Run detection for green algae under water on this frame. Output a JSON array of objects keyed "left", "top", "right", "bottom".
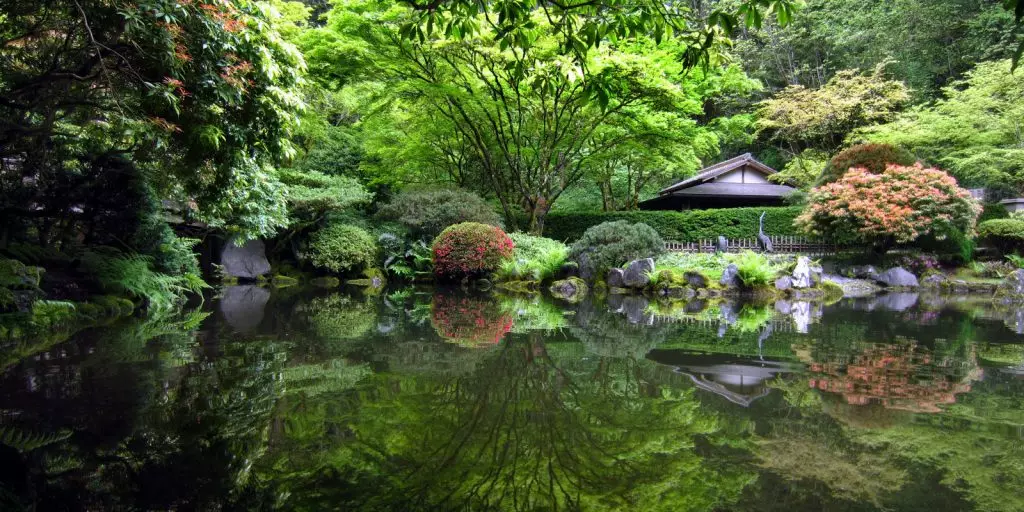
[{"left": 1, "top": 286, "right": 1023, "bottom": 511}]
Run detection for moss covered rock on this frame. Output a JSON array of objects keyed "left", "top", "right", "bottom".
[{"left": 549, "top": 277, "right": 589, "bottom": 303}]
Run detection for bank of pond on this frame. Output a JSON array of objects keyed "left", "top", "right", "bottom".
[{"left": 1, "top": 284, "right": 1023, "bottom": 511}]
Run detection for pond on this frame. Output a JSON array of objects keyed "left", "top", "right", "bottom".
[{"left": 2, "top": 287, "right": 1023, "bottom": 511}]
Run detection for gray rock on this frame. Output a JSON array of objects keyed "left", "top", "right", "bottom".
[
  {"left": 685, "top": 299, "right": 707, "bottom": 313},
  {"left": 684, "top": 271, "right": 708, "bottom": 289},
  {"left": 606, "top": 268, "right": 626, "bottom": 288},
  {"left": 219, "top": 285, "right": 270, "bottom": 332},
  {"left": 720, "top": 263, "right": 740, "bottom": 288},
  {"left": 774, "top": 300, "right": 792, "bottom": 315},
  {"left": 577, "top": 252, "right": 596, "bottom": 281},
  {"left": 792, "top": 256, "right": 813, "bottom": 288},
  {"left": 550, "top": 277, "right": 588, "bottom": 302},
  {"left": 220, "top": 239, "right": 271, "bottom": 279},
  {"left": 622, "top": 258, "right": 655, "bottom": 288},
  {"left": 876, "top": 267, "right": 919, "bottom": 288},
  {"left": 997, "top": 269, "right": 1024, "bottom": 299},
  {"left": 716, "top": 236, "right": 729, "bottom": 253},
  {"left": 775, "top": 276, "right": 793, "bottom": 291},
  {"left": 621, "top": 296, "right": 652, "bottom": 324},
  {"left": 556, "top": 262, "right": 579, "bottom": 280},
  {"left": 848, "top": 265, "right": 879, "bottom": 280},
  {"left": 809, "top": 264, "right": 824, "bottom": 285},
  {"left": 921, "top": 273, "right": 949, "bottom": 288}
]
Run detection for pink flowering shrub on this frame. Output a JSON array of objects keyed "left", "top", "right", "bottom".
[
  {"left": 797, "top": 164, "right": 981, "bottom": 251},
  {"left": 431, "top": 222, "right": 515, "bottom": 278}
]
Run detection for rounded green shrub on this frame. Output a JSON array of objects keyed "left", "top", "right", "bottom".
[
  {"left": 569, "top": 221, "right": 664, "bottom": 280},
  {"left": 817, "top": 143, "right": 918, "bottom": 185},
  {"left": 377, "top": 188, "right": 503, "bottom": 239},
  {"left": 977, "top": 219, "right": 1024, "bottom": 254},
  {"left": 431, "top": 222, "right": 515, "bottom": 278},
  {"left": 307, "top": 222, "right": 379, "bottom": 274}
]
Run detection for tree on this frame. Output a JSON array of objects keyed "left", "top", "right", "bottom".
[
  {"left": 755, "top": 63, "right": 910, "bottom": 154},
  {"left": 857, "top": 60, "right": 1024, "bottom": 199},
  {"left": 796, "top": 164, "right": 981, "bottom": 252},
  {"left": 0, "top": 0, "right": 306, "bottom": 239}
]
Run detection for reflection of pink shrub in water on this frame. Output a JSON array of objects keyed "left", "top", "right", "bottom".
[
  {"left": 431, "top": 294, "right": 513, "bottom": 347},
  {"left": 804, "top": 340, "right": 982, "bottom": 413}
]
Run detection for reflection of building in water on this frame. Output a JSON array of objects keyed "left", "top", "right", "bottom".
[
  {"left": 647, "top": 350, "right": 802, "bottom": 406},
  {"left": 799, "top": 339, "right": 983, "bottom": 413}
]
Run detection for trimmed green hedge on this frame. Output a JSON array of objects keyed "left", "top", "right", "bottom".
[
  {"left": 541, "top": 207, "right": 804, "bottom": 242},
  {"left": 977, "top": 218, "right": 1024, "bottom": 254}
]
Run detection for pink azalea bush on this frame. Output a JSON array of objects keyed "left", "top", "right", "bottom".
[
  {"left": 431, "top": 222, "right": 515, "bottom": 278},
  {"left": 796, "top": 164, "right": 980, "bottom": 251}
]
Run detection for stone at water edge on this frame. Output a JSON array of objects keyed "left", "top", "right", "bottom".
[
  {"left": 921, "top": 273, "right": 949, "bottom": 287},
  {"left": 875, "top": 267, "right": 919, "bottom": 288},
  {"left": 775, "top": 276, "right": 793, "bottom": 291},
  {"left": 996, "top": 269, "right": 1024, "bottom": 299},
  {"left": 550, "top": 277, "right": 588, "bottom": 302},
  {"left": 606, "top": 268, "right": 626, "bottom": 288},
  {"left": 720, "top": 263, "right": 740, "bottom": 288},
  {"left": 576, "top": 252, "right": 595, "bottom": 281},
  {"left": 622, "top": 258, "right": 655, "bottom": 288},
  {"left": 791, "top": 256, "right": 813, "bottom": 288},
  {"left": 683, "top": 271, "right": 708, "bottom": 289},
  {"left": 220, "top": 239, "right": 271, "bottom": 279}
]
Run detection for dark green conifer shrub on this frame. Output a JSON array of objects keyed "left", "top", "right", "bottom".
[
  {"left": 377, "top": 188, "right": 502, "bottom": 239},
  {"left": 569, "top": 221, "right": 664, "bottom": 279},
  {"left": 307, "top": 222, "right": 379, "bottom": 274}
]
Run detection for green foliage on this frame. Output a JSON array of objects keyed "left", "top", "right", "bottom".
[
  {"left": 655, "top": 252, "right": 728, "bottom": 281},
  {"left": 1006, "top": 253, "right": 1024, "bottom": 269},
  {"left": 979, "top": 202, "right": 1010, "bottom": 223},
  {"left": 729, "top": 251, "right": 778, "bottom": 287},
  {"left": 79, "top": 249, "right": 207, "bottom": 313},
  {"left": 277, "top": 169, "right": 372, "bottom": 220},
  {"left": 756, "top": 64, "right": 911, "bottom": 152},
  {"left": 377, "top": 189, "right": 502, "bottom": 240},
  {"left": 817, "top": 143, "right": 920, "bottom": 185},
  {"left": 543, "top": 207, "right": 803, "bottom": 242},
  {"left": 569, "top": 221, "right": 664, "bottom": 278},
  {"left": 306, "top": 222, "right": 378, "bottom": 274},
  {"left": 0, "top": 259, "right": 43, "bottom": 291},
  {"left": 496, "top": 234, "right": 569, "bottom": 283},
  {"left": 858, "top": 60, "right": 1024, "bottom": 197},
  {"left": 431, "top": 223, "right": 515, "bottom": 278},
  {"left": 977, "top": 219, "right": 1024, "bottom": 254},
  {"left": 769, "top": 149, "right": 829, "bottom": 190}
]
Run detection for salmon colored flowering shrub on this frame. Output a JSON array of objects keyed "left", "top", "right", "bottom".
[
  {"left": 431, "top": 222, "right": 515, "bottom": 278},
  {"left": 797, "top": 164, "right": 981, "bottom": 252},
  {"left": 431, "top": 294, "right": 514, "bottom": 347}
]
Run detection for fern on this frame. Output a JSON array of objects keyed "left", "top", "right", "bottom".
[
  {"left": 79, "top": 248, "right": 207, "bottom": 313},
  {"left": 0, "top": 425, "right": 72, "bottom": 452}
]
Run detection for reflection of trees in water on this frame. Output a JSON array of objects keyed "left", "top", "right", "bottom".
[
  {"left": 0, "top": 315, "right": 285, "bottom": 509},
  {"left": 255, "top": 337, "right": 754, "bottom": 511},
  {"left": 569, "top": 297, "right": 675, "bottom": 359},
  {"left": 797, "top": 338, "right": 982, "bottom": 413}
]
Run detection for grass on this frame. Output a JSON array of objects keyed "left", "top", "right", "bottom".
[{"left": 495, "top": 233, "right": 569, "bottom": 283}]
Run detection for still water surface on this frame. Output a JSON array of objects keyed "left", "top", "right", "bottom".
[{"left": 2, "top": 287, "right": 1024, "bottom": 511}]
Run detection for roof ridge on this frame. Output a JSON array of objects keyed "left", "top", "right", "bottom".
[{"left": 658, "top": 153, "right": 772, "bottom": 195}]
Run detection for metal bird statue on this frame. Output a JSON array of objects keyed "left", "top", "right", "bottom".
[{"left": 757, "top": 211, "right": 773, "bottom": 253}]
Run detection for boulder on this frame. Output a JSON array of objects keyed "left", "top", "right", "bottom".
[
  {"left": 997, "top": 269, "right": 1024, "bottom": 300},
  {"left": 667, "top": 286, "right": 696, "bottom": 300},
  {"left": 848, "top": 265, "right": 879, "bottom": 280},
  {"left": 720, "top": 263, "right": 740, "bottom": 288},
  {"left": 577, "top": 252, "right": 596, "bottom": 281},
  {"left": 875, "top": 267, "right": 919, "bottom": 288},
  {"left": 921, "top": 273, "right": 949, "bottom": 288},
  {"left": 620, "top": 296, "right": 652, "bottom": 324},
  {"left": 683, "top": 271, "right": 708, "bottom": 289},
  {"left": 220, "top": 239, "right": 271, "bottom": 279},
  {"left": 809, "top": 263, "right": 824, "bottom": 285},
  {"left": 791, "top": 256, "right": 813, "bottom": 288},
  {"left": 606, "top": 268, "right": 626, "bottom": 288},
  {"left": 774, "top": 276, "right": 793, "bottom": 291},
  {"left": 556, "top": 262, "right": 579, "bottom": 280},
  {"left": 622, "top": 258, "right": 655, "bottom": 288},
  {"left": 550, "top": 277, "right": 589, "bottom": 303}
]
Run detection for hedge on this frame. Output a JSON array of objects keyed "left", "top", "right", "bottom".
[
  {"left": 540, "top": 207, "right": 804, "bottom": 242},
  {"left": 977, "top": 218, "right": 1024, "bottom": 254}
]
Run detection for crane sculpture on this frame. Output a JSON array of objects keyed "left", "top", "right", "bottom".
[{"left": 757, "top": 211, "right": 773, "bottom": 253}]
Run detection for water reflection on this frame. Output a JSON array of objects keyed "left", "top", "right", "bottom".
[{"left": 0, "top": 289, "right": 1023, "bottom": 510}]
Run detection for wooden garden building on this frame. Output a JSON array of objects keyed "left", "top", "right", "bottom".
[{"left": 638, "top": 153, "right": 797, "bottom": 211}]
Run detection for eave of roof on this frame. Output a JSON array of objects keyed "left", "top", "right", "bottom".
[
  {"left": 658, "top": 153, "right": 780, "bottom": 195},
  {"left": 666, "top": 182, "right": 796, "bottom": 198}
]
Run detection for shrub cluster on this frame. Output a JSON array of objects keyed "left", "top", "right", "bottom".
[
  {"left": 541, "top": 207, "right": 803, "bottom": 242},
  {"left": 431, "top": 222, "right": 515, "bottom": 278},
  {"left": 377, "top": 188, "right": 503, "bottom": 239},
  {"left": 977, "top": 219, "right": 1024, "bottom": 254},
  {"left": 817, "top": 143, "right": 918, "bottom": 185},
  {"left": 797, "top": 164, "right": 980, "bottom": 251},
  {"left": 569, "top": 221, "right": 664, "bottom": 279},
  {"left": 306, "top": 222, "right": 379, "bottom": 273},
  {"left": 496, "top": 233, "right": 569, "bottom": 282}
]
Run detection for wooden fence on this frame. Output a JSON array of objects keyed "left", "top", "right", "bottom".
[{"left": 664, "top": 236, "right": 847, "bottom": 256}]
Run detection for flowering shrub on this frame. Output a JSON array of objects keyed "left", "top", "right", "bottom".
[
  {"left": 817, "top": 143, "right": 918, "bottom": 185},
  {"left": 431, "top": 222, "right": 515, "bottom": 278},
  {"left": 797, "top": 164, "right": 981, "bottom": 251},
  {"left": 431, "top": 294, "right": 514, "bottom": 347}
]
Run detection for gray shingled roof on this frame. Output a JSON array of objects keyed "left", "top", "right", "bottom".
[{"left": 658, "top": 153, "right": 781, "bottom": 195}]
